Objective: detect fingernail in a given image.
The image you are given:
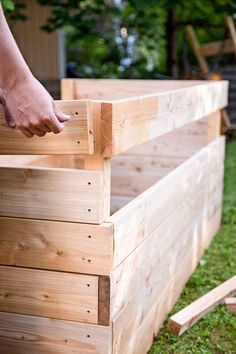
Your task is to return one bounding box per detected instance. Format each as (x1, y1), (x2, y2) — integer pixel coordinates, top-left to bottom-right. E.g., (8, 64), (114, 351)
(64, 114), (71, 120)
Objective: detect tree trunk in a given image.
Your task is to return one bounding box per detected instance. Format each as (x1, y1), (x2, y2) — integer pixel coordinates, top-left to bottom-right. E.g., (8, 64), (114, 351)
(166, 10), (178, 77)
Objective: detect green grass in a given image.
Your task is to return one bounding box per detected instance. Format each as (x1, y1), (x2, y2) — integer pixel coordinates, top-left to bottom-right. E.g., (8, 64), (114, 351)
(149, 137), (236, 354)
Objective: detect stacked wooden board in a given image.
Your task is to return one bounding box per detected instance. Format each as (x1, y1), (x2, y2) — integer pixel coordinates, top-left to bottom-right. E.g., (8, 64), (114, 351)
(0, 79), (228, 353)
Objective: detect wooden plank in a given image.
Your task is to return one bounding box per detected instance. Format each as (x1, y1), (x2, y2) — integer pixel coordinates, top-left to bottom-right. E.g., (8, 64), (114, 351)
(109, 195), (146, 268)
(201, 39), (235, 57)
(111, 157), (186, 197)
(111, 178), (223, 320)
(186, 25), (209, 74)
(0, 312), (111, 354)
(109, 137), (225, 268)
(0, 154), (84, 169)
(226, 16), (236, 58)
(0, 166), (104, 224)
(168, 276), (236, 336)
(123, 117), (208, 158)
(120, 207), (222, 354)
(71, 78), (212, 100)
(84, 102), (111, 220)
(98, 276), (110, 325)
(207, 110), (221, 142)
(101, 81), (227, 156)
(0, 266), (98, 323)
(61, 79), (75, 100)
(225, 297), (236, 313)
(112, 199), (222, 353)
(0, 100), (94, 155)
(0, 217), (113, 275)
(110, 115), (213, 198)
(129, 205), (221, 354)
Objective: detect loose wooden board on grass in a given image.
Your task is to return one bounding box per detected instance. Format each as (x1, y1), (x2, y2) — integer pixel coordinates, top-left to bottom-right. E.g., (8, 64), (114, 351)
(168, 275), (236, 336)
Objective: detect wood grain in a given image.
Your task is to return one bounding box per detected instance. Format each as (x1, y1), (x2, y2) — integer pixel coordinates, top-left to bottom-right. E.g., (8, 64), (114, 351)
(109, 137), (225, 268)
(0, 100), (94, 155)
(0, 165), (104, 224)
(111, 180), (223, 321)
(0, 217), (113, 275)
(101, 81), (227, 156)
(112, 202), (222, 353)
(0, 266), (98, 323)
(0, 312), (112, 354)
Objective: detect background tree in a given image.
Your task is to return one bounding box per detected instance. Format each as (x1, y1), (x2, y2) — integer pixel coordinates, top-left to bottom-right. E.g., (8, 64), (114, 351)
(4, 0), (236, 78)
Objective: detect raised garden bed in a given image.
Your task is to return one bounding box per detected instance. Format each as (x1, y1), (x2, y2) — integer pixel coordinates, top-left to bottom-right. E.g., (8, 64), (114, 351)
(0, 79), (228, 353)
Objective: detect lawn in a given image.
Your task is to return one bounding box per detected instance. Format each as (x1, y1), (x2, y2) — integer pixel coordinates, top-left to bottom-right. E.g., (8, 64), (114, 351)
(149, 137), (236, 354)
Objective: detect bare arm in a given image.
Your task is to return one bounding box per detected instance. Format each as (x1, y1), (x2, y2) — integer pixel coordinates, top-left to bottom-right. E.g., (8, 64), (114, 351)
(0, 3), (70, 138)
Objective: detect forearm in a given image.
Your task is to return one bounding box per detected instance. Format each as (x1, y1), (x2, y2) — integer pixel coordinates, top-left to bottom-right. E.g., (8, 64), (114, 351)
(0, 3), (32, 90)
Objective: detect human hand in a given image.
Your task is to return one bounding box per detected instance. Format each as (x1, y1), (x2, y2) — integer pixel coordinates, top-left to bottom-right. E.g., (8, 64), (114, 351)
(0, 75), (70, 138)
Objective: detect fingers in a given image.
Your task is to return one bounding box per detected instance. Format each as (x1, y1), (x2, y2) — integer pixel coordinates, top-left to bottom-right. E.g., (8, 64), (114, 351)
(5, 108), (16, 128)
(19, 127), (34, 138)
(28, 125), (46, 137)
(46, 115), (64, 134)
(53, 104), (71, 123)
(56, 111), (71, 123)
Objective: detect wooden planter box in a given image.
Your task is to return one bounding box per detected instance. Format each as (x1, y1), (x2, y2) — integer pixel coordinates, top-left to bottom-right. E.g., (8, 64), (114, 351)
(0, 79), (228, 353)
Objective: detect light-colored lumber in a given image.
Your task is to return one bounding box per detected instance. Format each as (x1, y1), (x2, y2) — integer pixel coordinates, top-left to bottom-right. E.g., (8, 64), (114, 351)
(226, 16), (236, 58)
(0, 312), (112, 354)
(111, 147), (224, 318)
(0, 266), (98, 323)
(168, 276), (236, 336)
(207, 110), (221, 142)
(112, 198), (222, 353)
(186, 25), (209, 74)
(111, 154), (186, 197)
(122, 117), (208, 158)
(225, 297), (236, 313)
(111, 113), (218, 198)
(111, 179), (223, 321)
(0, 217), (113, 275)
(61, 79), (75, 100)
(84, 102), (111, 220)
(0, 100), (94, 155)
(111, 138), (224, 346)
(101, 81), (227, 156)
(60, 79), (228, 157)
(108, 137), (225, 268)
(0, 154), (84, 169)
(123, 207), (222, 354)
(0, 165), (104, 224)
(70, 78), (213, 100)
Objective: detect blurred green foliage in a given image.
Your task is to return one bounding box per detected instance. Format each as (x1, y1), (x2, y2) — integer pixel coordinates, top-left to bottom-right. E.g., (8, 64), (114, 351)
(3, 0), (236, 77)
(1, 0), (27, 20)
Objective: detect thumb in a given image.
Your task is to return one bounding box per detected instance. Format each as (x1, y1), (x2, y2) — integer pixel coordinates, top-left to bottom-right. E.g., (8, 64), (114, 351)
(54, 108), (71, 123)
(58, 113), (71, 123)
